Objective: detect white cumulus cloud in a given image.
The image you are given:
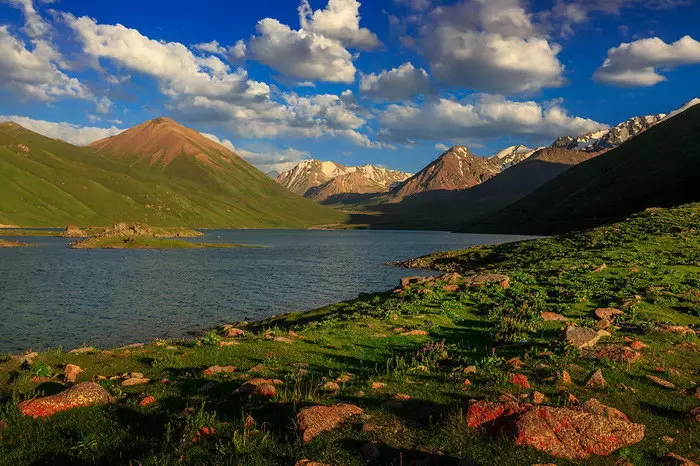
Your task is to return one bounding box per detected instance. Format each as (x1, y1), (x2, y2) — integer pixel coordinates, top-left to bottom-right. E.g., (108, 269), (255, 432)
(377, 94), (607, 143)
(594, 35), (700, 86)
(360, 62), (431, 101)
(298, 0), (380, 50)
(202, 133), (311, 173)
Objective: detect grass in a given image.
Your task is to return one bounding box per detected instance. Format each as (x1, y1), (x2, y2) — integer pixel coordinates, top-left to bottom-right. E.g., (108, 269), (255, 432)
(1, 203), (700, 464)
(0, 123), (345, 229)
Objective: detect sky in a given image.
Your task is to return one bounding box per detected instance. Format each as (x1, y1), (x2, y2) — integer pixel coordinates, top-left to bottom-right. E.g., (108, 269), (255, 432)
(0, 0), (698, 174)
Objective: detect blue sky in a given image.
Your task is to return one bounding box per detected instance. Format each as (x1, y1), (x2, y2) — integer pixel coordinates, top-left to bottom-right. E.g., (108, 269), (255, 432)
(0, 0), (698, 174)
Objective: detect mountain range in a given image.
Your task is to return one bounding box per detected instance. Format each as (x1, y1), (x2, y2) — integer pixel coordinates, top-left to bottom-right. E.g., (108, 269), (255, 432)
(0, 118), (343, 228)
(276, 160), (411, 202)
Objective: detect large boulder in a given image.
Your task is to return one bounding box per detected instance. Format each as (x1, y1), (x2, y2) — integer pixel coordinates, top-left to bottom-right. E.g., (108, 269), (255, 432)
(59, 225), (87, 238)
(19, 382), (114, 418)
(235, 378), (283, 398)
(585, 345), (642, 364)
(565, 326), (610, 349)
(297, 404), (365, 442)
(513, 406), (645, 460)
(466, 401), (532, 429)
(465, 273), (510, 289)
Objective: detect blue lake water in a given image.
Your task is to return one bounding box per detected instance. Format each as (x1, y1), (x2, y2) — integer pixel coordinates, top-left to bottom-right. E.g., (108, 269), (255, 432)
(0, 230), (533, 353)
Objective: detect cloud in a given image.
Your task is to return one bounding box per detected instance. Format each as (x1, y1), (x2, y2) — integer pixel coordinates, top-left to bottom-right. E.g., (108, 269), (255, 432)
(193, 40), (227, 55)
(0, 114), (124, 145)
(249, 18), (356, 83)
(0, 25), (91, 101)
(298, 0), (380, 50)
(360, 62), (431, 100)
(394, 0), (436, 11)
(594, 35), (700, 86)
(202, 133), (310, 173)
(434, 142), (450, 151)
(64, 14), (270, 103)
(377, 94), (607, 143)
(420, 0), (566, 94)
(3, 0), (50, 38)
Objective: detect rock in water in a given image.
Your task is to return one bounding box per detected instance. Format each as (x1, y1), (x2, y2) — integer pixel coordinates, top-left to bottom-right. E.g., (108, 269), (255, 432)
(297, 404), (365, 442)
(513, 406), (645, 460)
(19, 382), (114, 418)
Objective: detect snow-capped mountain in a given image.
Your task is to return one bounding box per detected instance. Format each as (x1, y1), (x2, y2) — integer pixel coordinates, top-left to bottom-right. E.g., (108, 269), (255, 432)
(660, 98), (700, 123)
(552, 114), (665, 152)
(276, 159), (411, 198)
(391, 146), (501, 199)
(489, 145), (541, 169)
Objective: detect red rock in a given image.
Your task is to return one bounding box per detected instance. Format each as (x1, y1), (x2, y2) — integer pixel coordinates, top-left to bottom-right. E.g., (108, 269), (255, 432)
(629, 341), (648, 351)
(218, 341), (239, 347)
(295, 460), (332, 466)
(567, 393), (580, 404)
(558, 371), (572, 385)
(689, 406), (700, 423)
(371, 382), (386, 389)
(335, 373), (352, 383)
(592, 264), (607, 273)
(31, 376), (55, 383)
(400, 329), (428, 336)
(541, 312), (567, 321)
(139, 396), (157, 407)
(594, 308), (624, 321)
(463, 379), (472, 386)
(442, 284), (460, 292)
(64, 364), (83, 383)
(597, 319), (612, 330)
(465, 401), (532, 429)
(393, 393), (412, 401)
(400, 276), (430, 288)
(586, 369), (607, 388)
(580, 399), (629, 421)
(224, 328), (245, 337)
(19, 382), (114, 418)
(203, 365), (237, 377)
(439, 272), (463, 284)
(297, 404), (365, 442)
(509, 373), (531, 389)
(587, 345), (641, 363)
(235, 378), (283, 398)
(513, 406), (645, 460)
(507, 357), (525, 369)
(192, 426), (216, 443)
(660, 325), (696, 336)
(464, 365), (478, 374)
(122, 377), (150, 387)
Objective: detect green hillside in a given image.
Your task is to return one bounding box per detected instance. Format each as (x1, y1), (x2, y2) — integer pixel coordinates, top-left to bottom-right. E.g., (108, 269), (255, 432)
(0, 122), (344, 228)
(472, 104), (700, 234)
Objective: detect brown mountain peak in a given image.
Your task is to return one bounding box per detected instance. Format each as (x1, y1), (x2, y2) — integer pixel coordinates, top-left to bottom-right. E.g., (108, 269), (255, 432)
(89, 117), (238, 168)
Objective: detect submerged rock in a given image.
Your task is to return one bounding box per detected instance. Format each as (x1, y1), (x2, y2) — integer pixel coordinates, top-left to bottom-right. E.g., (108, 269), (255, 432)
(19, 382), (114, 418)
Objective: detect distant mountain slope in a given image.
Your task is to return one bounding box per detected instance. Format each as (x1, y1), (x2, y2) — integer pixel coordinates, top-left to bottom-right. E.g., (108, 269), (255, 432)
(277, 159), (411, 200)
(551, 114), (664, 152)
(473, 102), (700, 234)
(0, 120), (343, 228)
(489, 145), (539, 169)
(362, 147), (597, 230)
(391, 146), (500, 199)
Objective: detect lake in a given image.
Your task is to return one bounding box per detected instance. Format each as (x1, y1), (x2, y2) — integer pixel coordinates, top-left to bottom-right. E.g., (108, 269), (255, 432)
(0, 230), (533, 353)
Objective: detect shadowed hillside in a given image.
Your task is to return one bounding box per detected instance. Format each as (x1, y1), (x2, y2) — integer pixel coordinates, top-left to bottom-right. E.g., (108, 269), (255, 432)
(471, 104), (700, 234)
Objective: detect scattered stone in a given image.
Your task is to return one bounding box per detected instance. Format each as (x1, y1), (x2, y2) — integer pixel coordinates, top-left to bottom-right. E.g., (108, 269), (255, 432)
(587, 345), (641, 364)
(646, 375), (676, 389)
(439, 272), (463, 284)
(507, 357), (525, 370)
(499, 393), (519, 403)
(400, 329), (428, 336)
(532, 392), (547, 404)
(659, 325), (696, 336)
(139, 396), (157, 407)
(273, 337), (294, 344)
(64, 364), (83, 383)
(203, 365), (236, 377)
(664, 453), (698, 466)
(322, 381), (341, 393)
(541, 312), (568, 321)
(509, 373), (531, 389)
(597, 319), (612, 330)
(663, 436), (676, 445)
(567, 393), (580, 404)
(248, 364), (266, 373)
(465, 273), (510, 289)
(69, 347), (97, 354)
(400, 276), (431, 288)
(371, 382), (386, 390)
(295, 460), (332, 466)
(690, 407), (700, 423)
(222, 327), (244, 337)
(686, 387), (700, 399)
(336, 373), (352, 383)
(558, 371), (572, 386)
(417, 289), (432, 295)
(463, 379), (472, 386)
(565, 326), (610, 349)
(288, 331), (304, 339)
(218, 341), (239, 347)
(442, 284), (460, 293)
(59, 225), (87, 238)
(514, 405), (645, 460)
(586, 369), (607, 388)
(594, 308), (624, 321)
(122, 377), (150, 387)
(592, 264), (607, 273)
(297, 404), (364, 442)
(629, 341), (648, 351)
(393, 393), (412, 401)
(235, 378), (283, 398)
(19, 383), (114, 418)
(464, 365), (478, 374)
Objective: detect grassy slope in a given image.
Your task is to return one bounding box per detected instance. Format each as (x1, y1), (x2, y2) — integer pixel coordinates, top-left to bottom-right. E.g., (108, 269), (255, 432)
(472, 105), (700, 234)
(0, 123), (344, 228)
(1, 203), (699, 464)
